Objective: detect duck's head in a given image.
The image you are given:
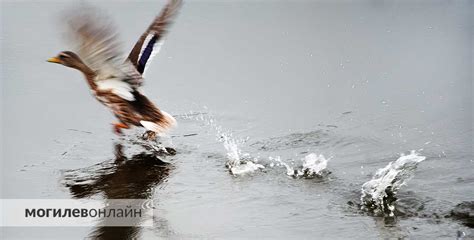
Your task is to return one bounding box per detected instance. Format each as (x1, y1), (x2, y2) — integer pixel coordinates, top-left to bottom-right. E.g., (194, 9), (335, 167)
(47, 51), (85, 70)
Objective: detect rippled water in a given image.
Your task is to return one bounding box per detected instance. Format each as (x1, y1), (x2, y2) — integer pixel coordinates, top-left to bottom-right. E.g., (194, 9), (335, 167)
(1, 1), (473, 239)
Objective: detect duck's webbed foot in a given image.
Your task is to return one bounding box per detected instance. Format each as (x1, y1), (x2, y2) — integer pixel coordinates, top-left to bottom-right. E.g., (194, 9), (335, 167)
(142, 130), (157, 141)
(113, 122), (130, 135)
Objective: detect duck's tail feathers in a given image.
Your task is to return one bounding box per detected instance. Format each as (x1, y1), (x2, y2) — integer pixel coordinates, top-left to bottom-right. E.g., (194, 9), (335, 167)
(140, 111), (177, 134)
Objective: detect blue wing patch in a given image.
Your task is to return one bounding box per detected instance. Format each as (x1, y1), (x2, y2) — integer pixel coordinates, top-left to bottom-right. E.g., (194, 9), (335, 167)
(137, 35), (158, 74)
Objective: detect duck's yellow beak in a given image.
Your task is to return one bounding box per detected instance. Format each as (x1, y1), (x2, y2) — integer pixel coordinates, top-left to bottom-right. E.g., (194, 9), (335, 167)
(47, 57), (61, 63)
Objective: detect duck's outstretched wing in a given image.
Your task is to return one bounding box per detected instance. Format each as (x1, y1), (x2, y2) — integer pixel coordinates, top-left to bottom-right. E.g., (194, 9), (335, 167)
(127, 0), (182, 77)
(65, 5), (133, 81)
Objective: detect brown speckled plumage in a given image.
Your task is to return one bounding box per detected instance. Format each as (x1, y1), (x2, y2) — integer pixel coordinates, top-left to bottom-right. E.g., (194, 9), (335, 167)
(48, 0), (182, 136)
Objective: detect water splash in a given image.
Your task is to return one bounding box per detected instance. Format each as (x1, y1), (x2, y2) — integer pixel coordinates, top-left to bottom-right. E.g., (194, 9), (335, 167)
(361, 150), (426, 216)
(221, 133), (242, 164)
(222, 133), (264, 175)
(227, 161), (265, 175)
(269, 153), (330, 178)
(268, 156), (294, 176)
(123, 130), (175, 156)
(182, 111), (264, 175)
(300, 153), (329, 177)
(181, 110), (332, 176)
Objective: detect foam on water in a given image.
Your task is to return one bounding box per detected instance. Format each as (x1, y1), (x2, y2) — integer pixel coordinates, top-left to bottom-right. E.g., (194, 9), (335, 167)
(360, 150), (426, 216)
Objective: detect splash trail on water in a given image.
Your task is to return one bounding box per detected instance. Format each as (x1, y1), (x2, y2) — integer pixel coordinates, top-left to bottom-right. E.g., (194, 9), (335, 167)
(181, 110), (331, 177)
(361, 150), (426, 216)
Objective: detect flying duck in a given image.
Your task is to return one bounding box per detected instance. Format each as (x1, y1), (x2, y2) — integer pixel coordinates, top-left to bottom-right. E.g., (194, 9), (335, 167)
(47, 0), (182, 139)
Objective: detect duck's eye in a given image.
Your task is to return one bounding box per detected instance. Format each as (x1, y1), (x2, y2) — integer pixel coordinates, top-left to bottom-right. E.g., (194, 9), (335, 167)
(59, 54), (69, 60)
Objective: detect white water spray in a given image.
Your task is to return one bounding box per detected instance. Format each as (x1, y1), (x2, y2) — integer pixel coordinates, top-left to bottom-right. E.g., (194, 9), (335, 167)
(361, 150), (426, 216)
(183, 111), (264, 175)
(269, 153), (330, 178)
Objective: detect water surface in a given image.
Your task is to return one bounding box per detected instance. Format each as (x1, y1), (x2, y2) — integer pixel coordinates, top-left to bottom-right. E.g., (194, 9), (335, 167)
(1, 0), (472, 239)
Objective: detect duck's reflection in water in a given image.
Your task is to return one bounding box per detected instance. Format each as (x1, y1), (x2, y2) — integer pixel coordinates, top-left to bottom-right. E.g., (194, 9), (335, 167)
(63, 144), (173, 240)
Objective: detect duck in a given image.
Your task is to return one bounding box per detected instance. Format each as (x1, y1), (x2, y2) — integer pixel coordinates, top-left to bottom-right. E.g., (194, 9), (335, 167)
(47, 0), (182, 140)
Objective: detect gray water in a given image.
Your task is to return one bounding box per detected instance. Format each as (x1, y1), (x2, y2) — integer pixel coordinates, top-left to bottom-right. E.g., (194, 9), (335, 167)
(1, 0), (473, 239)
